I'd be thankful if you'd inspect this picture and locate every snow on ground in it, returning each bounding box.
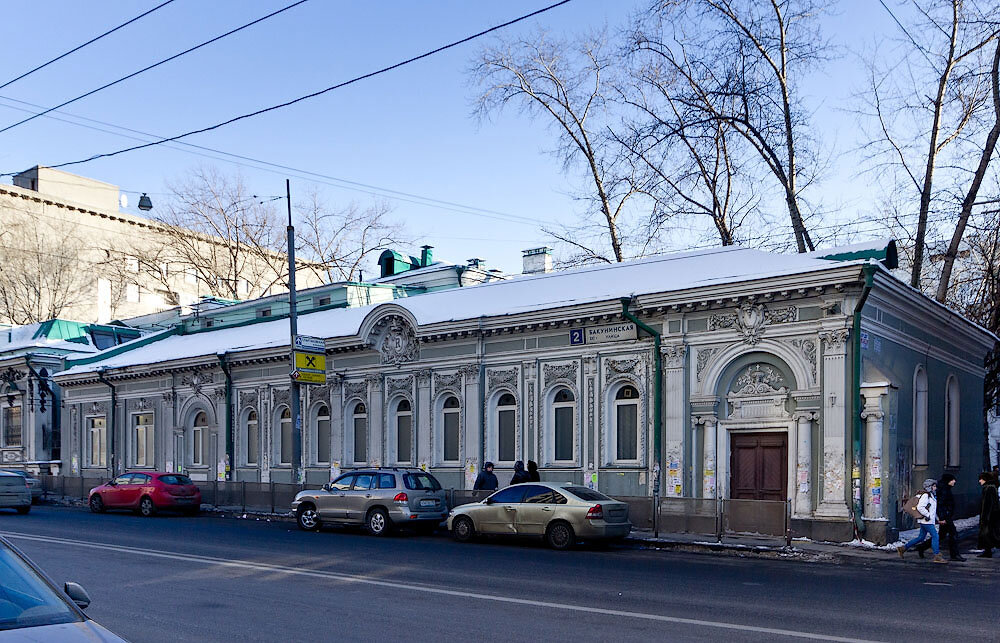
[841,516,981,550]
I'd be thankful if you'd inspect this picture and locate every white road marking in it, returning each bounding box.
[923,582,952,586]
[2,530,883,643]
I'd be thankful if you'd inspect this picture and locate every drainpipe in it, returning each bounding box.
[218,353,234,481]
[850,264,877,538]
[620,298,663,490]
[477,316,486,474]
[96,368,118,476]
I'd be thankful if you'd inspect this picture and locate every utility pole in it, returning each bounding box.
[286,179,302,484]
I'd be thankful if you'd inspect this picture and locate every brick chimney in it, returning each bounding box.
[522,247,553,274]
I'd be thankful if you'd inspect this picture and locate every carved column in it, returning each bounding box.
[416,369,432,469]
[793,411,817,517]
[860,384,890,522]
[329,375,343,478]
[461,365,480,488]
[662,342,687,497]
[162,390,176,475]
[367,375,384,467]
[698,416,718,498]
[815,329,850,518]
[583,354,597,473]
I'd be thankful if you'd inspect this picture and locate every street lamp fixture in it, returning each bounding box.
[137,193,153,211]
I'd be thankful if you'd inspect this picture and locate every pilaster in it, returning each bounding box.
[662,342,687,497]
[815,328,850,518]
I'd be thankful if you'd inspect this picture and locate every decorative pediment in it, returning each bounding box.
[726,363,790,420]
[604,358,640,382]
[709,302,798,345]
[367,315,419,367]
[486,368,518,395]
[181,369,211,395]
[238,390,258,411]
[542,362,578,386]
[344,380,367,400]
[386,376,413,398]
[433,372,462,394]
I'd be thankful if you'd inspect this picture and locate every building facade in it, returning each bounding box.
[52,242,996,542]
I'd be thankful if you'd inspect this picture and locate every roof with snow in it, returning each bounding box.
[57,241,908,377]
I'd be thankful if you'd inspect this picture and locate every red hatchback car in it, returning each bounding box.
[89,472,201,517]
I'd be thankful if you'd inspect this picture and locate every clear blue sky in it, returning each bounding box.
[0,0,898,274]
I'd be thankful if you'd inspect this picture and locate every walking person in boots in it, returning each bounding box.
[897,478,948,563]
[916,474,964,561]
[977,471,1000,558]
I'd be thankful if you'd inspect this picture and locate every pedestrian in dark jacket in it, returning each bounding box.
[916,473,963,560]
[977,471,1000,557]
[473,462,499,491]
[527,460,540,482]
[510,460,530,485]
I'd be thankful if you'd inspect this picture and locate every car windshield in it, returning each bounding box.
[563,486,612,502]
[159,475,193,486]
[403,473,441,491]
[0,543,81,631]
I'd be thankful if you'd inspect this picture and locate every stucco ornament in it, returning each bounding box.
[732,364,787,396]
[710,302,798,345]
[182,369,210,395]
[373,316,419,367]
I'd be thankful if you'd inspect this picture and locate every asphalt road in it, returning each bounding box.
[0,506,996,643]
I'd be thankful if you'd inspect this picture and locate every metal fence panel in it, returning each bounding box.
[657,497,720,536]
[722,498,789,538]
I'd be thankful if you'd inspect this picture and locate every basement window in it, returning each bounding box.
[257,308,271,318]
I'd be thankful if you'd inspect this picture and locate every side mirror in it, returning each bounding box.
[107,480,116,487]
[64,582,91,609]
[484,497,493,505]
[322,483,331,492]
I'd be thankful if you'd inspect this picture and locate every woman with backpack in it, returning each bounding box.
[897,478,948,564]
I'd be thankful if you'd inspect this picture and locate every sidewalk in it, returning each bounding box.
[626,519,999,568]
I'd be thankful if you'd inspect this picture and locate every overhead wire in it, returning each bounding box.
[0,0,311,136]
[0,0,178,91]
[0,0,574,178]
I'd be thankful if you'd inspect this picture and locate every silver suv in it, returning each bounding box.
[291,468,449,536]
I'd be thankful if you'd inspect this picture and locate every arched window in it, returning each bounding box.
[496,393,517,462]
[352,403,367,464]
[192,411,208,466]
[394,399,413,464]
[279,407,292,466]
[913,366,928,466]
[315,405,331,464]
[245,410,259,466]
[442,396,460,463]
[945,375,960,467]
[614,385,639,461]
[553,388,575,462]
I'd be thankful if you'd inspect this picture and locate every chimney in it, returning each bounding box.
[420,245,434,267]
[522,247,553,274]
[467,257,485,269]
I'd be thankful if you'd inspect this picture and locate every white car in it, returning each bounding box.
[0,472,30,514]
[0,536,126,641]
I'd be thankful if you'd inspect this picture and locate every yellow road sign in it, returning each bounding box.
[293,351,326,372]
[292,370,327,384]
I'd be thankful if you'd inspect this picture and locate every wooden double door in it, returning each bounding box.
[730,431,787,501]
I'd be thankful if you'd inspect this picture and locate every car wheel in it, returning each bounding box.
[452,516,475,543]
[366,507,392,536]
[545,521,575,551]
[15,506,29,515]
[139,496,157,517]
[89,495,106,513]
[296,504,320,531]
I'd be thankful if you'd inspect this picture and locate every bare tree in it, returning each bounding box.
[632,0,832,253]
[616,32,764,247]
[0,216,92,324]
[295,192,404,283]
[860,0,1000,288]
[141,167,289,301]
[473,31,653,265]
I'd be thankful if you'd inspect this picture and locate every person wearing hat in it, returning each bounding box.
[897,478,948,564]
[473,462,499,491]
[915,473,964,560]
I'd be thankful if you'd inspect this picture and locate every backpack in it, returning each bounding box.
[903,493,926,520]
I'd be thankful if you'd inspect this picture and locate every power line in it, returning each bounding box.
[0,0,311,135]
[0,0,178,91]
[1,0,573,178]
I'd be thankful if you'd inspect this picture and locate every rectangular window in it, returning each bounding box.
[126,283,140,303]
[3,406,21,448]
[353,417,367,463]
[125,256,139,273]
[443,412,459,462]
[246,418,259,465]
[397,415,412,463]
[88,416,107,467]
[316,296,331,307]
[616,404,638,460]
[280,421,292,465]
[258,308,272,318]
[555,407,574,461]
[498,409,515,462]
[192,427,204,465]
[317,415,331,463]
[133,413,153,467]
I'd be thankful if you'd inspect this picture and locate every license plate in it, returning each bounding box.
[174,497,194,504]
[419,499,436,507]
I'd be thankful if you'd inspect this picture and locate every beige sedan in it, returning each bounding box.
[447,482,631,550]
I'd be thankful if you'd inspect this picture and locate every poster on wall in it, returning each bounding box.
[465,459,478,489]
